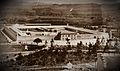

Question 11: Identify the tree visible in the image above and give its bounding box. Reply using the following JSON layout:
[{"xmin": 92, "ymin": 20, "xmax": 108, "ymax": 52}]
[
  {"xmin": 66, "ymin": 38, "xmax": 70, "ymax": 44},
  {"xmin": 54, "ymin": 30, "xmax": 57, "ymax": 32},
  {"xmin": 50, "ymin": 39, "xmax": 54, "ymax": 47},
  {"xmin": 26, "ymin": 32, "xmax": 31, "ymax": 35},
  {"xmin": 33, "ymin": 38, "xmax": 42, "ymax": 45},
  {"xmin": 77, "ymin": 41, "xmax": 83, "ymax": 50},
  {"xmin": 91, "ymin": 43, "xmax": 97, "ymax": 54},
  {"xmin": 103, "ymin": 42, "xmax": 109, "ymax": 53},
  {"xmin": 45, "ymin": 40, "xmax": 48, "ymax": 46},
  {"xmin": 88, "ymin": 42, "xmax": 92, "ymax": 55},
  {"xmin": 16, "ymin": 53, "xmax": 23, "ymax": 61},
  {"xmin": 95, "ymin": 38, "xmax": 101, "ymax": 50},
  {"xmin": 79, "ymin": 41, "xmax": 83, "ymax": 46},
  {"xmin": 66, "ymin": 38, "xmax": 71, "ymax": 49},
  {"xmin": 114, "ymin": 40, "xmax": 119, "ymax": 53}
]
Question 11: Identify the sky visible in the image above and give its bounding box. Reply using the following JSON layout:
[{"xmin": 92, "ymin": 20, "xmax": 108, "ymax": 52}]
[
  {"xmin": 0, "ymin": 0, "xmax": 120, "ymax": 8},
  {"xmin": 22, "ymin": 0, "xmax": 120, "ymax": 4}
]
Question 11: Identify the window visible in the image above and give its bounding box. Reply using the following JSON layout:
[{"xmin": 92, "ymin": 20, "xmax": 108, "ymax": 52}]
[
  {"xmin": 68, "ymin": 34, "xmax": 70, "ymax": 37},
  {"xmin": 62, "ymin": 37, "xmax": 64, "ymax": 40},
  {"xmin": 62, "ymin": 35, "xmax": 64, "ymax": 38},
  {"xmin": 67, "ymin": 35, "xmax": 68, "ymax": 37},
  {"xmin": 74, "ymin": 35, "xmax": 76, "ymax": 39},
  {"xmin": 71, "ymin": 35, "xmax": 73, "ymax": 39}
]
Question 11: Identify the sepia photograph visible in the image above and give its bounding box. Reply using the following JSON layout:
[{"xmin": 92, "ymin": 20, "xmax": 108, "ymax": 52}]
[{"xmin": 0, "ymin": 0, "xmax": 120, "ymax": 71}]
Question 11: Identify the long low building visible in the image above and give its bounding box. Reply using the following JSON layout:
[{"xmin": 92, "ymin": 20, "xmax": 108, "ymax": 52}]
[{"xmin": 1, "ymin": 24, "xmax": 109, "ymax": 46}]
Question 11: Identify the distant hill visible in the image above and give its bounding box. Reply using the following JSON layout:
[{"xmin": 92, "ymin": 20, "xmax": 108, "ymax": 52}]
[
  {"xmin": 18, "ymin": 3, "xmax": 102, "ymax": 26},
  {"xmin": 1, "ymin": 3, "xmax": 120, "ymax": 27}
]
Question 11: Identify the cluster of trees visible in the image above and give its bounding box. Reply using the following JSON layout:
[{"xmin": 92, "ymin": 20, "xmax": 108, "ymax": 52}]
[
  {"xmin": 0, "ymin": 17, "xmax": 18, "ymax": 24},
  {"xmin": 4, "ymin": 37, "xmax": 119, "ymax": 66},
  {"xmin": 15, "ymin": 46, "xmax": 97, "ymax": 66},
  {"xmin": 14, "ymin": 38, "xmax": 101, "ymax": 66},
  {"xmin": 24, "ymin": 7, "xmax": 64, "ymax": 17}
]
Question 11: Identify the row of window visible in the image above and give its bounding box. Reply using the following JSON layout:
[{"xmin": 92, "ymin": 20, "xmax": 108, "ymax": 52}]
[{"xmin": 61, "ymin": 34, "xmax": 77, "ymax": 40}]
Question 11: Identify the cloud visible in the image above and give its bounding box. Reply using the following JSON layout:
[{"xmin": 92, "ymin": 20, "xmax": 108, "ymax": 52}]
[
  {"xmin": 36, "ymin": 0, "xmax": 99, "ymax": 4},
  {"xmin": 31, "ymin": 0, "xmax": 120, "ymax": 4},
  {"xmin": 0, "ymin": 0, "xmax": 120, "ymax": 7},
  {"xmin": 99, "ymin": 0, "xmax": 120, "ymax": 3}
]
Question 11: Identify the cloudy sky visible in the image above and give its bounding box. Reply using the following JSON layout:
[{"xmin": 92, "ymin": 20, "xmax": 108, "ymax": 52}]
[
  {"xmin": 22, "ymin": 0, "xmax": 120, "ymax": 4},
  {"xmin": 1, "ymin": 0, "xmax": 120, "ymax": 5},
  {"xmin": 0, "ymin": 0, "xmax": 120, "ymax": 8}
]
